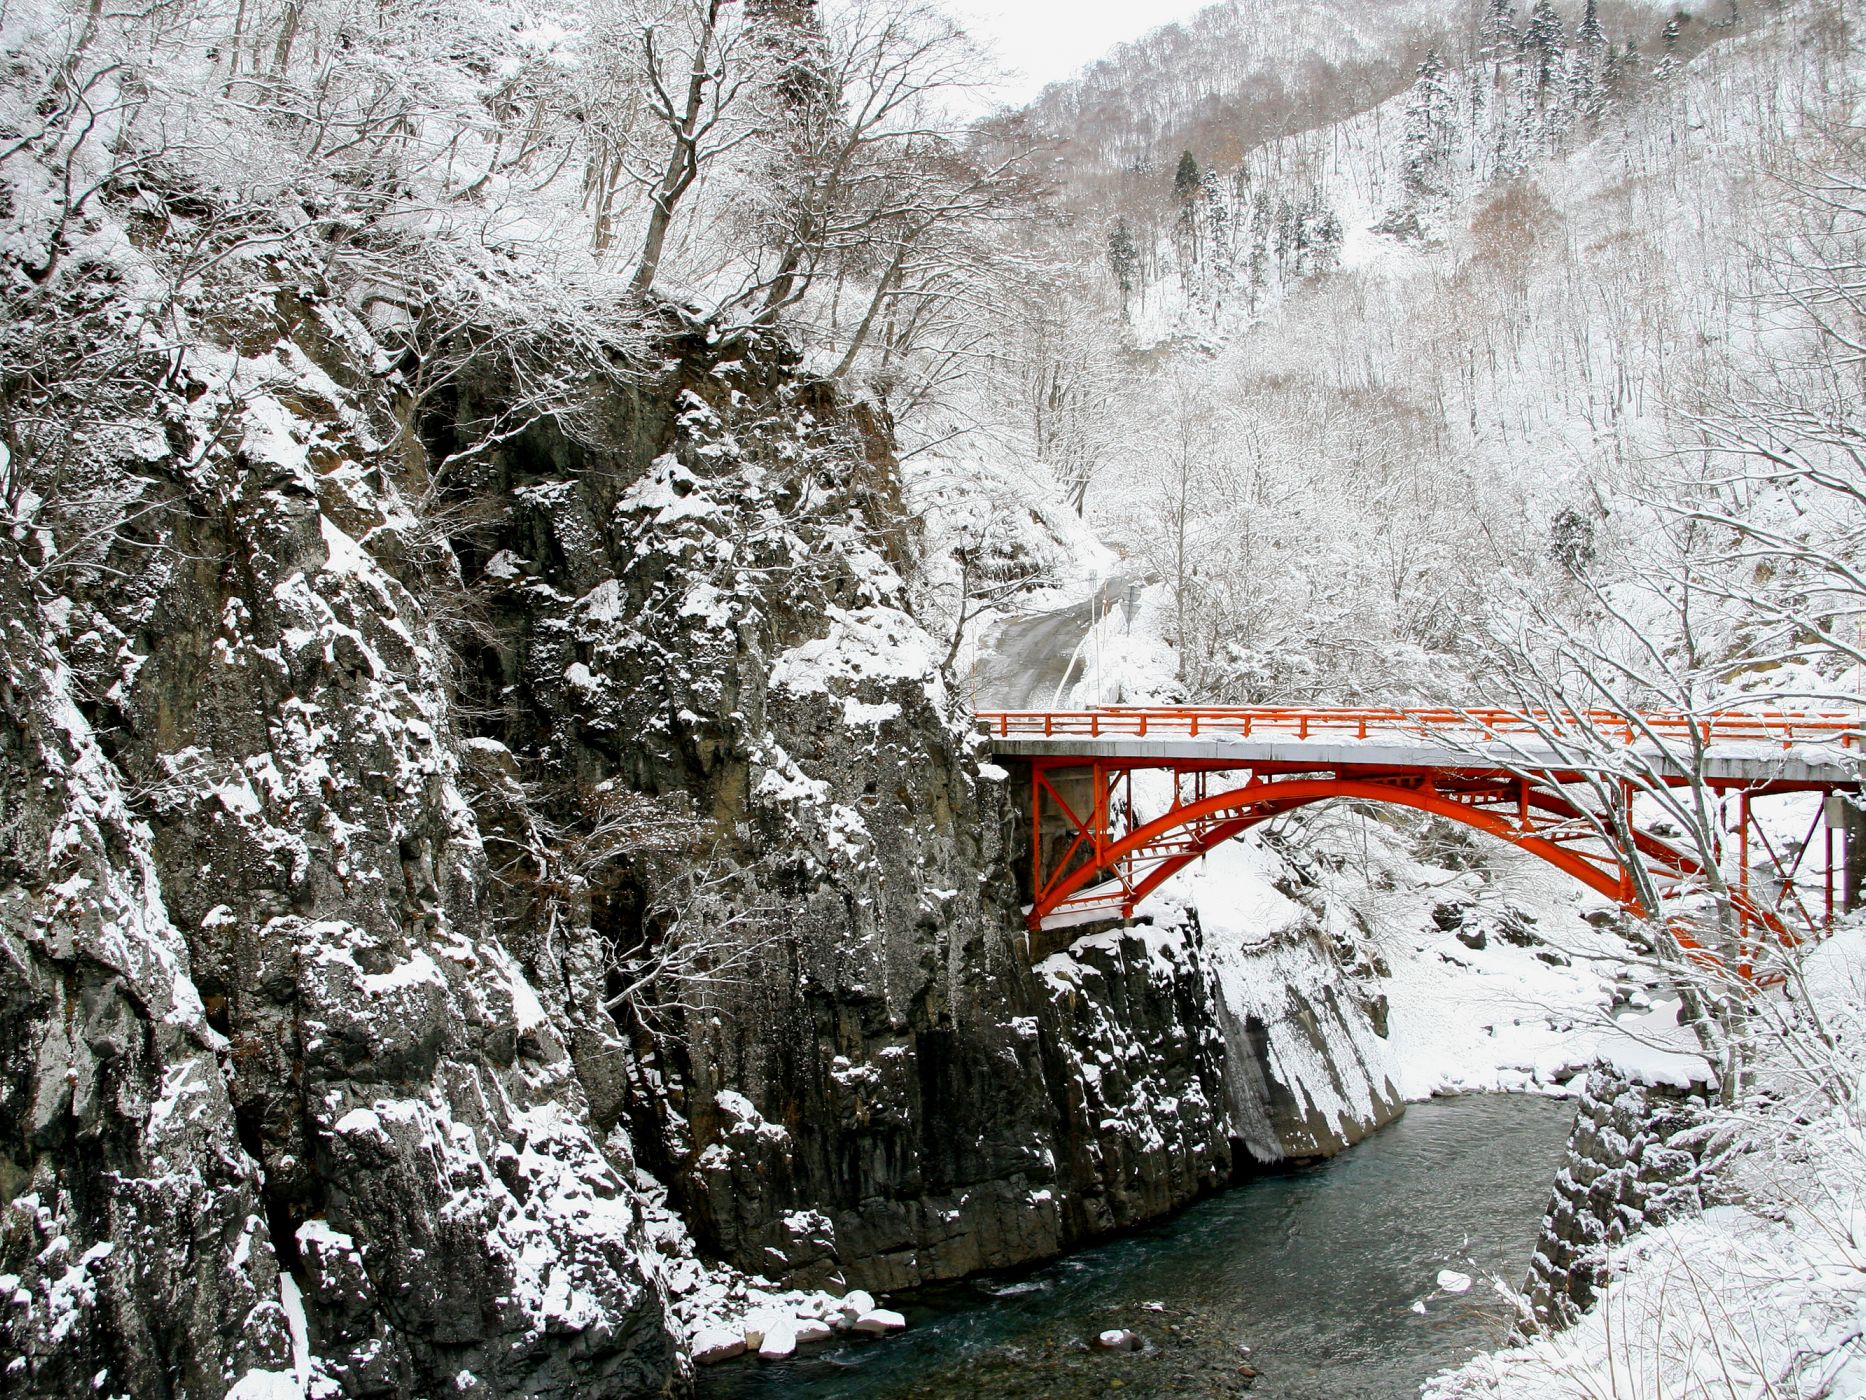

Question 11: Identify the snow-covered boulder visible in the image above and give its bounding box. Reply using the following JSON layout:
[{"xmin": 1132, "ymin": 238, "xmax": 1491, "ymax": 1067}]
[{"xmin": 852, "ymin": 1308, "xmax": 907, "ymax": 1335}]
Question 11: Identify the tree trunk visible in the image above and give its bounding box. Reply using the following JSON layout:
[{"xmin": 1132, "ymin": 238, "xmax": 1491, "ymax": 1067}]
[
  {"xmin": 830, "ymin": 243, "xmax": 907, "ymax": 378},
  {"xmin": 270, "ymin": 1, "xmax": 303, "ymax": 88},
  {"xmin": 629, "ymin": 4, "xmax": 721, "ymax": 300}
]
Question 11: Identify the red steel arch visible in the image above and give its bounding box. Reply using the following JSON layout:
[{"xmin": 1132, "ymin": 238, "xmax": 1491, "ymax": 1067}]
[
  {"xmin": 1019, "ymin": 765, "xmax": 1814, "ymax": 976},
  {"xmin": 1038, "ymin": 773, "xmax": 1761, "ymax": 924}
]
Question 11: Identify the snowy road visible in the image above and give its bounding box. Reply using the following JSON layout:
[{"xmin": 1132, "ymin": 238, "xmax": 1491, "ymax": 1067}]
[{"xmin": 969, "ymin": 572, "xmax": 1143, "ymax": 710}]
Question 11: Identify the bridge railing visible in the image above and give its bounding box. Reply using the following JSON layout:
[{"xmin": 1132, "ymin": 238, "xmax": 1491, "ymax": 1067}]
[{"xmin": 975, "ymin": 706, "xmax": 1863, "ymax": 749}]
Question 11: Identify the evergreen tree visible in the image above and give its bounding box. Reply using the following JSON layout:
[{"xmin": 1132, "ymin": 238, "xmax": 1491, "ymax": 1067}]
[
  {"xmin": 1655, "ymin": 17, "xmax": 1684, "ymax": 81},
  {"xmin": 1401, "ymin": 49, "xmax": 1457, "ymax": 199},
  {"xmin": 1297, "ymin": 188, "xmax": 1343, "ymax": 273},
  {"xmin": 1610, "ymin": 37, "xmax": 1643, "ymax": 93},
  {"xmin": 1481, "ymin": 0, "xmax": 1518, "ymax": 63},
  {"xmin": 1550, "ymin": 508, "xmax": 1597, "ymax": 575},
  {"xmin": 1499, "ymin": 86, "xmax": 1543, "ymax": 175},
  {"xmin": 1316, "ymin": 207, "xmax": 1344, "ymax": 258},
  {"xmin": 1245, "ymin": 197, "xmax": 1270, "ymax": 308},
  {"xmin": 1106, "ymin": 218, "xmax": 1139, "ymax": 316},
  {"xmin": 1570, "ymin": 0, "xmax": 1608, "ymax": 116},
  {"xmin": 1274, "ymin": 196, "xmax": 1297, "ymax": 264},
  {"xmin": 1173, "ymin": 150, "xmax": 1203, "ymax": 203},
  {"xmin": 1523, "ymin": 0, "xmax": 1566, "ymax": 96},
  {"xmin": 1200, "ymin": 171, "xmax": 1232, "ymax": 259},
  {"xmin": 1197, "ymin": 169, "xmax": 1235, "ymax": 313},
  {"xmin": 1171, "ymin": 150, "xmax": 1207, "ymax": 276},
  {"xmin": 747, "ymin": 0, "xmax": 834, "ymax": 111},
  {"xmin": 1579, "ymin": 0, "xmax": 1606, "ymax": 51}
]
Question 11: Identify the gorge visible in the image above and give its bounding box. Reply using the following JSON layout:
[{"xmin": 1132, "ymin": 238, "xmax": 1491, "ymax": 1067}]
[{"xmin": 3, "ymin": 0, "xmax": 1864, "ymax": 1396}]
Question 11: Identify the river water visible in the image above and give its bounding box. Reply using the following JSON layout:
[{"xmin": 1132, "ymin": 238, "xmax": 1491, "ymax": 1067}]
[{"xmin": 698, "ymin": 1093, "xmax": 1574, "ymax": 1399}]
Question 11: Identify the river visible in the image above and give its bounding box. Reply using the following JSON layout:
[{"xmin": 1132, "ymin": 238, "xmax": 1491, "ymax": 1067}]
[{"xmin": 698, "ymin": 1093, "xmax": 1573, "ymax": 1399}]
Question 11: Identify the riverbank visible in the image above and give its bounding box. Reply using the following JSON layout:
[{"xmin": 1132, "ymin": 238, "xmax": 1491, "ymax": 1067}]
[
  {"xmin": 698, "ymin": 1094, "xmax": 1574, "ymax": 1399},
  {"xmin": 1428, "ymin": 923, "xmax": 1866, "ymax": 1399}
]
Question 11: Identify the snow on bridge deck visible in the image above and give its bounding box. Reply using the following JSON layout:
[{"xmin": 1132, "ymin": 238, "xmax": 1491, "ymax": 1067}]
[{"xmin": 977, "ymin": 707, "xmax": 1862, "ymax": 787}]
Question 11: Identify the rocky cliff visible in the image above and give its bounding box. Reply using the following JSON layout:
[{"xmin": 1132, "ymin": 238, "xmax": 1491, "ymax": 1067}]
[
  {"xmin": 0, "ymin": 174, "xmax": 1403, "ymax": 1398},
  {"xmin": 1, "ymin": 222, "xmax": 683, "ymax": 1394},
  {"xmin": 435, "ymin": 320, "xmax": 1252, "ymax": 1295},
  {"xmin": 1522, "ymin": 1066, "xmax": 1729, "ymax": 1329}
]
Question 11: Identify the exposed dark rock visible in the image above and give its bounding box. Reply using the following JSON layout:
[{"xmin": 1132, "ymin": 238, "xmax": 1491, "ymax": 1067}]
[
  {"xmin": 0, "ymin": 603, "xmax": 292, "ymax": 1399},
  {"xmin": 1, "ymin": 232, "xmax": 684, "ymax": 1394},
  {"xmin": 1, "ymin": 180, "xmax": 1410, "ymax": 1398},
  {"xmin": 1436, "ymin": 899, "xmax": 1542, "ymax": 953},
  {"xmin": 1523, "ymin": 1065, "xmax": 1729, "ymax": 1328},
  {"xmin": 1496, "ymin": 906, "xmax": 1541, "ymax": 947},
  {"xmin": 415, "ymin": 321, "xmax": 1272, "ymax": 1299}
]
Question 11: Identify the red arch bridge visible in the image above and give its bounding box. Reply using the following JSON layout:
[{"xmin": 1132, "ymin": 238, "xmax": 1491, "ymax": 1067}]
[{"xmin": 976, "ymin": 707, "xmax": 1865, "ymax": 976}]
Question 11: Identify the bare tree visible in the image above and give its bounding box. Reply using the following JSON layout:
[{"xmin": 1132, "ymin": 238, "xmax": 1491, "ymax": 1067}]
[
  {"xmin": 1669, "ymin": 106, "xmax": 1866, "ymax": 686},
  {"xmin": 699, "ymin": 0, "xmax": 1031, "ymax": 402},
  {"xmin": 988, "ymin": 265, "xmax": 1132, "ymax": 514},
  {"xmin": 1474, "ymin": 502, "xmax": 1855, "ymax": 1102},
  {"xmin": 601, "ymin": 865, "xmax": 785, "ymax": 1032},
  {"xmin": 615, "ymin": 0, "xmax": 764, "ymax": 297},
  {"xmin": 932, "ymin": 530, "xmax": 1045, "ymax": 674},
  {"xmin": 733, "ymin": 0, "xmax": 973, "ymax": 316}
]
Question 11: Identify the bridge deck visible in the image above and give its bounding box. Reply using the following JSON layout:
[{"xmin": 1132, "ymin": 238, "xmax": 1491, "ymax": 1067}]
[
  {"xmin": 985, "ymin": 735, "xmax": 1857, "ymax": 787},
  {"xmin": 978, "ymin": 708, "xmax": 1861, "ymax": 788}
]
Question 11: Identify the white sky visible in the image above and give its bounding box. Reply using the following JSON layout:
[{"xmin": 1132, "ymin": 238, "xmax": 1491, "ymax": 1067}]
[{"xmin": 945, "ymin": 1, "xmax": 1219, "ymax": 106}]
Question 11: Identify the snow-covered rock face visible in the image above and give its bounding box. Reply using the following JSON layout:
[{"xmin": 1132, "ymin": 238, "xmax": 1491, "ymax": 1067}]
[
  {"xmin": 1031, "ymin": 925, "xmax": 1234, "ymax": 1239},
  {"xmin": 0, "ymin": 147, "xmax": 1428, "ymax": 1397},
  {"xmin": 1521, "ymin": 1066, "xmax": 1723, "ymax": 1329},
  {"xmin": 1204, "ymin": 924, "xmax": 1405, "ymax": 1163},
  {"xmin": 0, "ymin": 206, "xmax": 683, "ymax": 1390},
  {"xmin": 115, "ymin": 371, "xmax": 677, "ymax": 1394},
  {"xmin": 0, "ymin": 614, "xmax": 295, "ymax": 1397},
  {"xmin": 0, "ymin": 167, "xmax": 1283, "ymax": 1394},
  {"xmin": 441, "ymin": 324, "xmax": 1257, "ymax": 1294}
]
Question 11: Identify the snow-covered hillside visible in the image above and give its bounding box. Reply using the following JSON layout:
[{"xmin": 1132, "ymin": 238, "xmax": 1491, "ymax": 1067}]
[
  {"xmin": 946, "ymin": 0, "xmax": 1860, "ymax": 711},
  {"xmin": 946, "ymin": 0, "xmax": 1866, "ymax": 1393},
  {"xmin": 4, "ymin": 0, "xmax": 1866, "ymax": 1394}
]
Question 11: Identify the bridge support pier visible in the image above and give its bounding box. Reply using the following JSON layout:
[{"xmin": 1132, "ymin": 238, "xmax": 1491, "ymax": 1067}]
[{"xmin": 1829, "ymin": 792, "xmax": 1866, "ymax": 914}]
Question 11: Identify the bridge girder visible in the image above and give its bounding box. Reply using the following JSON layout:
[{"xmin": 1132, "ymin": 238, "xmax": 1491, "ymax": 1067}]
[{"xmin": 1019, "ymin": 756, "xmax": 1836, "ymax": 980}]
